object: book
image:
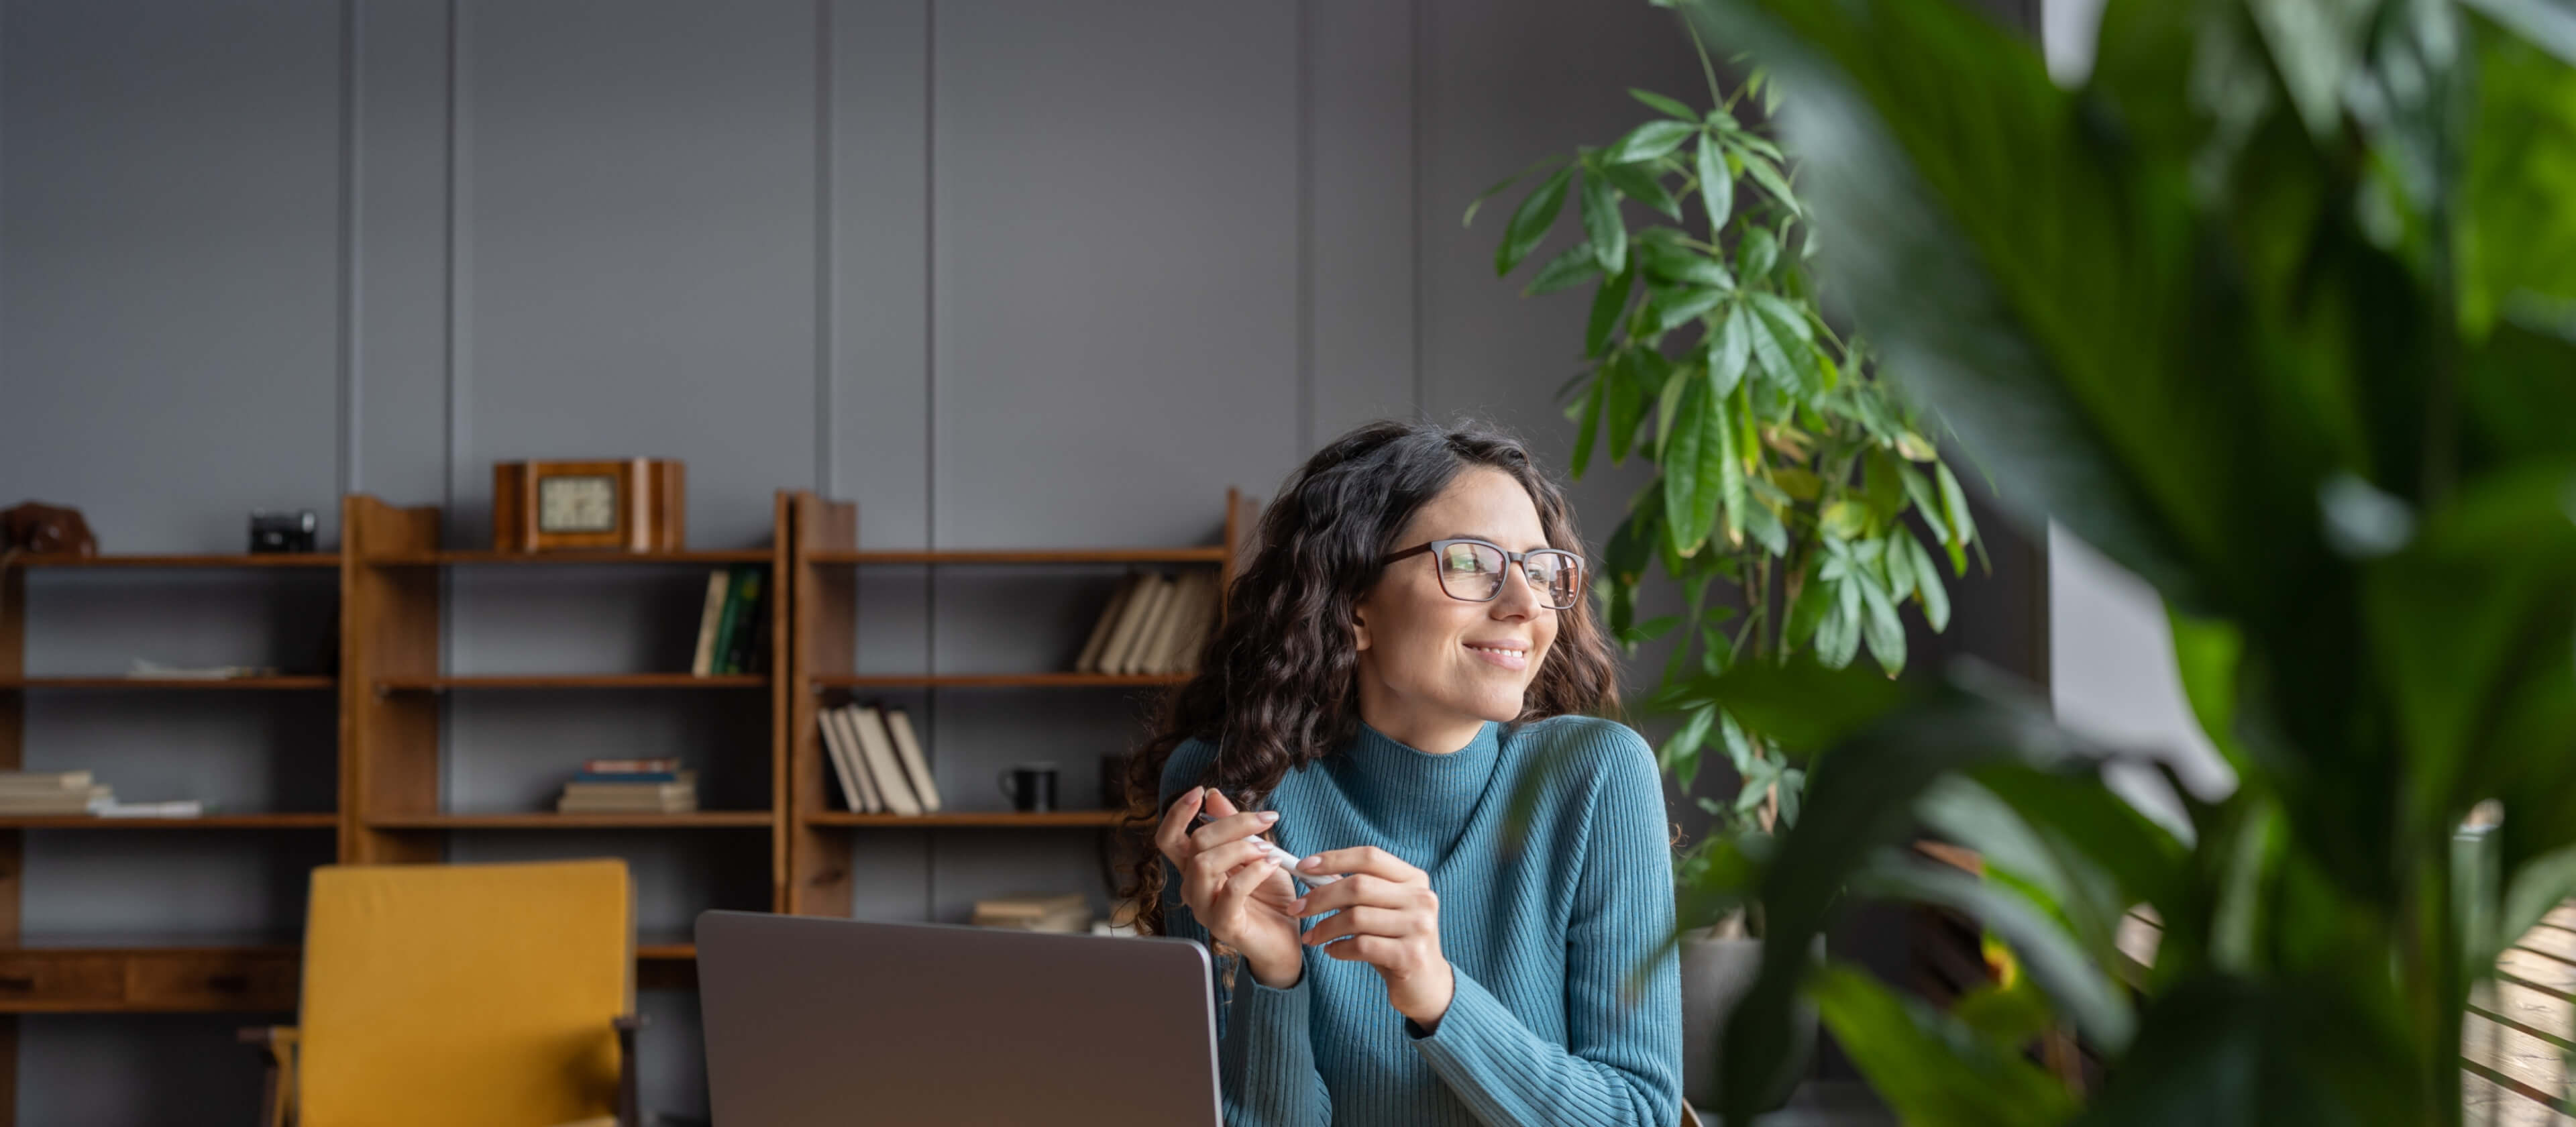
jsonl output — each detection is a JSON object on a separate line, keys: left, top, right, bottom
{"left": 972, "top": 891, "right": 1092, "bottom": 933}
{"left": 96, "top": 799, "right": 204, "bottom": 818}
{"left": 707, "top": 565, "right": 748, "bottom": 676}
{"left": 0, "top": 771, "right": 95, "bottom": 791}
{"left": 0, "top": 785, "right": 112, "bottom": 814}
{"left": 583, "top": 757, "right": 682, "bottom": 774}
{"left": 688, "top": 568, "right": 730, "bottom": 676}
{"left": 819, "top": 704, "right": 878, "bottom": 813}
{"left": 850, "top": 705, "right": 922, "bottom": 816}
{"left": 1171, "top": 570, "right": 1220, "bottom": 673}
{"left": 1092, "top": 572, "right": 1163, "bottom": 676}
{"left": 718, "top": 567, "right": 765, "bottom": 675}
{"left": 1118, "top": 576, "right": 1179, "bottom": 674}
{"left": 1072, "top": 574, "right": 1140, "bottom": 674}
{"left": 880, "top": 706, "right": 941, "bottom": 812}
{"left": 1108, "top": 574, "right": 1175, "bottom": 675}
{"left": 570, "top": 770, "right": 682, "bottom": 784}
{"left": 831, "top": 705, "right": 886, "bottom": 812}
{"left": 1139, "top": 570, "right": 1208, "bottom": 674}
{"left": 561, "top": 782, "right": 696, "bottom": 802}
{"left": 557, "top": 793, "right": 697, "bottom": 813}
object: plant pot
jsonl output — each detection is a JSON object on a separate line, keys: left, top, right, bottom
{"left": 1678, "top": 928, "right": 1817, "bottom": 1112}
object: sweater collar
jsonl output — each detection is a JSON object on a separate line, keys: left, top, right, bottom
{"left": 1332, "top": 716, "right": 1503, "bottom": 847}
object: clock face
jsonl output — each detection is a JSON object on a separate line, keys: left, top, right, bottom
{"left": 538, "top": 475, "right": 619, "bottom": 533}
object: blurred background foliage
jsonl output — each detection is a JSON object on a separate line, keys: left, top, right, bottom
{"left": 1651, "top": 0, "right": 2576, "bottom": 1122}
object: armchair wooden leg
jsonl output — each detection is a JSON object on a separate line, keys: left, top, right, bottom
{"left": 237, "top": 1025, "right": 299, "bottom": 1127}
{"left": 613, "top": 1014, "right": 648, "bottom": 1127}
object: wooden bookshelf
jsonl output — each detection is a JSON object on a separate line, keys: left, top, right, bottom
{"left": 0, "top": 676, "right": 333, "bottom": 691}
{"left": 374, "top": 674, "right": 765, "bottom": 692}
{"left": 0, "top": 484, "right": 1256, "bottom": 1114}
{"left": 782, "top": 487, "right": 1257, "bottom": 917}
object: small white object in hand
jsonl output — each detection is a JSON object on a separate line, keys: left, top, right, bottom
{"left": 1249, "top": 836, "right": 1342, "bottom": 885}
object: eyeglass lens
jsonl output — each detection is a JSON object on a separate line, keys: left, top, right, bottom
{"left": 1437, "top": 542, "right": 1580, "bottom": 608}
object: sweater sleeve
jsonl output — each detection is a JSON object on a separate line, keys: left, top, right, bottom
{"left": 1403, "top": 731, "right": 1684, "bottom": 1127}
{"left": 1157, "top": 741, "right": 1333, "bottom": 1126}
{"left": 1162, "top": 861, "right": 1335, "bottom": 1126}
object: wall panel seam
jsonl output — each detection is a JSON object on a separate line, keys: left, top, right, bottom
{"left": 339, "top": 0, "right": 362, "bottom": 496}
{"left": 813, "top": 0, "right": 834, "bottom": 492}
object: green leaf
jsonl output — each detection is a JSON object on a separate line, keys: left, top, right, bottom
{"left": 1650, "top": 285, "right": 1729, "bottom": 335}
{"left": 1697, "top": 131, "right": 1733, "bottom": 235}
{"left": 1495, "top": 164, "right": 1574, "bottom": 277}
{"left": 1743, "top": 298, "right": 1806, "bottom": 391}
{"left": 1745, "top": 290, "right": 1815, "bottom": 342}
{"left": 1740, "top": 496, "right": 1789, "bottom": 555}
{"left": 1579, "top": 166, "right": 1627, "bottom": 276}
{"left": 1807, "top": 964, "right": 2076, "bottom": 1127}
{"left": 1899, "top": 464, "right": 1951, "bottom": 543}
{"left": 1569, "top": 367, "right": 1607, "bottom": 480}
{"left": 1522, "top": 241, "right": 1603, "bottom": 296}
{"left": 1663, "top": 702, "right": 1719, "bottom": 792}
{"left": 1585, "top": 265, "right": 1633, "bottom": 358}
{"left": 1605, "top": 119, "right": 1698, "bottom": 164}
{"left": 1630, "top": 88, "right": 1701, "bottom": 121}
{"left": 1607, "top": 349, "right": 1656, "bottom": 464}
{"left": 1460, "top": 152, "right": 1567, "bottom": 229}
{"left": 1654, "top": 358, "right": 1693, "bottom": 458}
{"left": 1601, "top": 159, "right": 1684, "bottom": 221}
{"left": 1855, "top": 570, "right": 1906, "bottom": 674}
{"left": 1935, "top": 463, "right": 1976, "bottom": 575}
{"left": 1638, "top": 239, "right": 1735, "bottom": 289}
{"left": 1737, "top": 227, "right": 1780, "bottom": 281}
{"left": 1819, "top": 500, "right": 1870, "bottom": 540}
{"left": 1739, "top": 150, "right": 1799, "bottom": 213}
{"left": 1709, "top": 303, "right": 1752, "bottom": 398}
{"left": 1619, "top": 612, "right": 1684, "bottom": 647}
{"left": 1662, "top": 370, "right": 1727, "bottom": 557}
{"left": 1851, "top": 859, "right": 2134, "bottom": 1052}
{"left": 1905, "top": 533, "right": 1951, "bottom": 631}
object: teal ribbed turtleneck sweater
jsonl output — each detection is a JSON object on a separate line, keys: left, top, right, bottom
{"left": 1158, "top": 714, "right": 1682, "bottom": 1126}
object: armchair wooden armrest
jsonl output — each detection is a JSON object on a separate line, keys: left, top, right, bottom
{"left": 244, "top": 1016, "right": 645, "bottom": 1127}
{"left": 614, "top": 1013, "right": 647, "bottom": 1127}
{"left": 237, "top": 1025, "right": 299, "bottom": 1127}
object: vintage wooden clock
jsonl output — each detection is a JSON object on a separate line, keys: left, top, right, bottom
{"left": 491, "top": 458, "right": 685, "bottom": 553}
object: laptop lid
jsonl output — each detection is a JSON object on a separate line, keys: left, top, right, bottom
{"left": 696, "top": 910, "right": 1222, "bottom": 1126}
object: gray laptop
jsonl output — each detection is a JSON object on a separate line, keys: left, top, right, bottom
{"left": 696, "top": 910, "right": 1222, "bottom": 1125}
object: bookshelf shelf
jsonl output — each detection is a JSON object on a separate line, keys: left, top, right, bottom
{"left": 808, "top": 810, "right": 1122, "bottom": 828}
{"left": 782, "top": 487, "right": 1257, "bottom": 918}
{"left": 0, "top": 815, "right": 337, "bottom": 830}
{"left": 0, "top": 676, "right": 333, "bottom": 691}
{"left": 362, "top": 549, "right": 772, "bottom": 567}
{"left": 6, "top": 553, "right": 340, "bottom": 570}
{"left": 806, "top": 672, "right": 1187, "bottom": 690}
{"left": 362, "top": 812, "right": 775, "bottom": 830}
{"left": 806, "top": 547, "right": 1228, "bottom": 566}
{"left": 376, "top": 674, "right": 765, "bottom": 692}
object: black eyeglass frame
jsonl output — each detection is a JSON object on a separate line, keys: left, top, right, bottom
{"left": 1381, "top": 537, "right": 1588, "bottom": 610}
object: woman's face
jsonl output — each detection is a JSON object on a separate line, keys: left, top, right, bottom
{"left": 1351, "top": 468, "right": 1564, "bottom": 751}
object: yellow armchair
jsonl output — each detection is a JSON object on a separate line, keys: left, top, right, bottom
{"left": 241, "top": 858, "right": 644, "bottom": 1127}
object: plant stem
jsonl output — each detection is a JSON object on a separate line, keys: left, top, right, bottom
{"left": 1684, "top": 17, "right": 1725, "bottom": 111}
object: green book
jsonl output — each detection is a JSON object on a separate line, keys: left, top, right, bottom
{"left": 709, "top": 565, "right": 749, "bottom": 675}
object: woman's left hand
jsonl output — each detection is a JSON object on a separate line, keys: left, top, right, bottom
{"left": 1291, "top": 846, "right": 1454, "bottom": 1030}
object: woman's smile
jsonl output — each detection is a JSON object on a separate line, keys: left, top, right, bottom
{"left": 1461, "top": 639, "right": 1530, "bottom": 672}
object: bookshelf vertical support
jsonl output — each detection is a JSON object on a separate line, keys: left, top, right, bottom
{"left": 343, "top": 496, "right": 444, "bottom": 864}
{"left": 786, "top": 492, "right": 857, "bottom": 917}
{"left": 0, "top": 563, "right": 21, "bottom": 1113}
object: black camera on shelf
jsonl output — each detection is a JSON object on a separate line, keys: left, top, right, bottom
{"left": 248, "top": 509, "right": 319, "bottom": 554}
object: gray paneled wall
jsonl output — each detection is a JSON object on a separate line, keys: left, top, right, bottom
{"left": 0, "top": 0, "right": 1743, "bottom": 1120}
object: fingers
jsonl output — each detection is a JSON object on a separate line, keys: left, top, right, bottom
{"left": 1293, "top": 872, "right": 1438, "bottom": 919}
{"left": 1210, "top": 856, "right": 1281, "bottom": 921}
{"left": 1155, "top": 786, "right": 1207, "bottom": 863}
{"left": 1298, "top": 904, "right": 1400, "bottom": 947}
{"left": 1189, "top": 809, "right": 1279, "bottom": 853}
{"left": 1204, "top": 789, "right": 1242, "bottom": 818}
{"left": 1295, "top": 845, "right": 1421, "bottom": 884}
{"left": 1317, "top": 934, "right": 1399, "bottom": 965}
{"left": 1181, "top": 838, "right": 1273, "bottom": 906}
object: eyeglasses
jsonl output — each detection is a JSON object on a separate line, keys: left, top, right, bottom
{"left": 1381, "top": 537, "right": 1587, "bottom": 610}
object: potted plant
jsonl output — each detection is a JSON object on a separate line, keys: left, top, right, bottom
{"left": 1668, "top": 0, "right": 2576, "bottom": 1124}
{"left": 1468, "top": 8, "right": 1984, "bottom": 1109}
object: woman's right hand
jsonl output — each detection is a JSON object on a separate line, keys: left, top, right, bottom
{"left": 1157, "top": 785, "right": 1305, "bottom": 988}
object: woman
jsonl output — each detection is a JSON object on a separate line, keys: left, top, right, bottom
{"left": 1117, "top": 418, "right": 1683, "bottom": 1126}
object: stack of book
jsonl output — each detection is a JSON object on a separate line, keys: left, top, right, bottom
{"left": 555, "top": 757, "right": 698, "bottom": 814}
{"left": 817, "top": 702, "right": 941, "bottom": 815}
{"left": 0, "top": 771, "right": 112, "bottom": 816}
{"left": 1073, "top": 568, "right": 1218, "bottom": 676}
{"left": 972, "top": 892, "right": 1093, "bottom": 933}
{"left": 688, "top": 564, "right": 770, "bottom": 676}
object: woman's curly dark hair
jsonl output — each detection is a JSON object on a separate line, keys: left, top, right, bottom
{"left": 1115, "top": 417, "right": 1623, "bottom": 936}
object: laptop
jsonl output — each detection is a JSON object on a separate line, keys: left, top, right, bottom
{"left": 695, "top": 910, "right": 1222, "bottom": 1126}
